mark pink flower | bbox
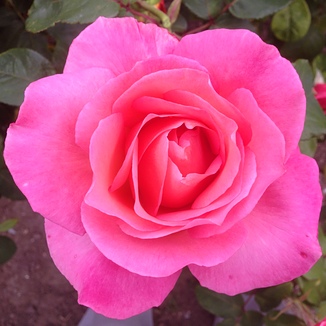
[4,17,321,319]
[314,83,326,112]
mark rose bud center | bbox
[138,121,220,214]
[167,124,215,176]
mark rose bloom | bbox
[5,17,321,318]
[314,83,326,112]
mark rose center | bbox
[167,124,215,176]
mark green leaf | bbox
[47,23,87,73]
[182,0,224,20]
[319,226,326,256]
[25,0,63,33]
[303,257,325,281]
[241,311,264,326]
[196,286,244,318]
[0,134,24,200]
[211,13,256,32]
[171,14,187,34]
[0,8,50,58]
[0,219,18,232]
[293,60,326,140]
[271,0,311,42]
[229,0,291,19]
[317,300,326,320]
[58,0,120,24]
[293,59,314,94]
[299,258,326,305]
[0,167,25,200]
[0,235,17,265]
[313,54,326,81]
[299,137,317,157]
[280,26,324,62]
[26,0,120,33]
[0,48,55,106]
[254,282,293,312]
[264,312,306,326]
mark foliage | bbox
[0,218,17,264]
[0,0,326,321]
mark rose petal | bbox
[138,131,169,215]
[64,17,178,75]
[45,220,180,319]
[81,203,247,277]
[216,88,285,229]
[174,29,305,160]
[190,151,322,294]
[88,114,161,232]
[75,55,208,152]
[4,68,114,234]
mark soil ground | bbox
[0,198,214,326]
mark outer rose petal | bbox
[190,151,321,295]
[174,29,305,160]
[4,68,114,234]
[45,220,181,319]
[82,202,247,277]
[64,17,178,75]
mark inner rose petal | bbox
[168,125,216,176]
[137,119,219,213]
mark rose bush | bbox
[315,83,326,112]
[4,17,322,319]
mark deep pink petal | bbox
[163,91,252,148]
[88,114,161,231]
[45,220,180,319]
[133,96,216,130]
[4,68,114,234]
[314,84,326,110]
[174,29,305,159]
[64,17,178,74]
[81,203,247,277]
[75,55,208,152]
[138,131,169,215]
[190,152,321,294]
[161,158,218,208]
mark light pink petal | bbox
[4,68,114,234]
[81,203,247,277]
[174,29,305,160]
[190,151,321,295]
[64,17,178,74]
[45,220,180,319]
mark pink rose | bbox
[314,83,326,112]
[4,17,321,318]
